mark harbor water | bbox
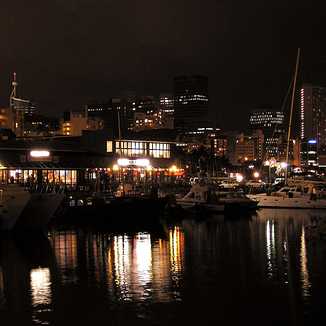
[1,209,326,325]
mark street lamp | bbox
[264,160,271,185]
[253,171,260,179]
[264,158,276,185]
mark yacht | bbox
[177,183,224,213]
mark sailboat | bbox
[248,49,326,209]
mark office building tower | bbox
[173,75,209,131]
[300,84,326,148]
[87,98,134,138]
[249,109,285,159]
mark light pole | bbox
[264,160,271,185]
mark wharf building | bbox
[300,84,326,166]
[173,75,210,132]
[0,129,182,188]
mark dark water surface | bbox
[1,209,326,325]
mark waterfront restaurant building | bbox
[0,130,183,188]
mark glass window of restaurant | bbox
[115,141,170,158]
[149,142,170,158]
[116,141,146,157]
[0,169,77,187]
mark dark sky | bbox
[0,0,325,130]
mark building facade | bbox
[173,75,209,131]
[249,109,285,160]
[300,84,326,149]
[61,110,103,136]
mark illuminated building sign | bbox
[29,149,51,161]
[117,158,150,167]
[308,139,317,144]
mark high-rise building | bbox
[300,84,326,148]
[249,110,284,131]
[87,98,134,138]
[173,75,209,131]
[24,114,60,137]
[159,93,174,129]
[159,93,174,115]
[61,109,103,136]
[249,109,285,159]
[300,139,318,167]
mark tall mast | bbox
[285,48,300,184]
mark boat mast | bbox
[285,48,300,184]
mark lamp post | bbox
[264,160,271,185]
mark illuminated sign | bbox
[117,158,150,167]
[308,139,317,144]
[30,150,50,158]
[29,150,51,161]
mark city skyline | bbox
[1,1,326,130]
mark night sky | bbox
[0,0,325,130]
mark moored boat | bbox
[217,191,258,213]
[248,185,326,209]
[177,183,258,214]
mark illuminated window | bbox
[114,140,171,158]
[149,142,170,158]
[106,141,113,152]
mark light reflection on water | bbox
[266,219,276,279]
[0,266,5,309]
[0,209,326,325]
[30,268,52,306]
[30,267,52,325]
[300,226,311,300]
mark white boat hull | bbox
[248,194,326,209]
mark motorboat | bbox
[177,183,224,213]
[0,184,31,231]
[248,184,326,209]
[177,184,258,213]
